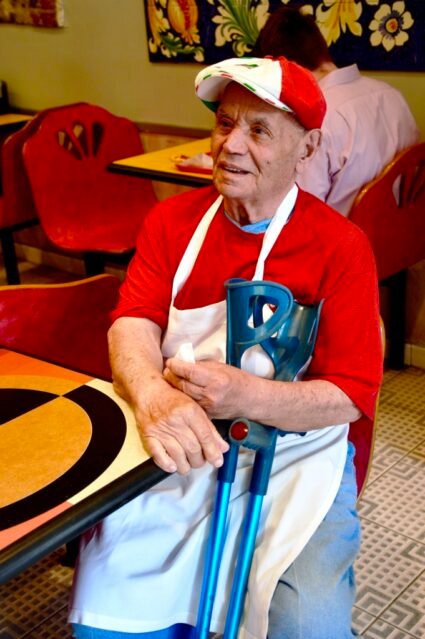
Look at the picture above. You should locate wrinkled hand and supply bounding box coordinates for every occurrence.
[134,380,229,475]
[163,357,250,420]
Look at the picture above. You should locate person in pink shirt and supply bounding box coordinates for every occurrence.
[252,5,419,216]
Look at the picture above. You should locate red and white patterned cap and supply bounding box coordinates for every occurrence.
[195,56,326,130]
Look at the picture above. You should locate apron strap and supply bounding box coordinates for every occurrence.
[253,185,298,280]
[171,195,223,301]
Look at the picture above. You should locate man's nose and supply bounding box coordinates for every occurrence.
[223,127,247,154]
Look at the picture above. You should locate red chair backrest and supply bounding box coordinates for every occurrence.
[22,103,157,252]
[0,103,87,229]
[0,274,120,380]
[349,143,425,280]
[349,318,385,498]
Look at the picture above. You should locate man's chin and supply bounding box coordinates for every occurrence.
[214,174,251,199]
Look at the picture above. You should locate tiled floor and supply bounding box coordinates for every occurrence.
[1,261,424,638]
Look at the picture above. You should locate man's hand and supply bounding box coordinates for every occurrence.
[163,357,250,420]
[134,380,229,475]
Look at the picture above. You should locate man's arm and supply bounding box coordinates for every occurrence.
[163,358,361,431]
[108,317,229,475]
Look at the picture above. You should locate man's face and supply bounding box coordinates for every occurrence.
[211,82,313,218]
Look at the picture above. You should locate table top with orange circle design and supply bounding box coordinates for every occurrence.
[0,348,167,584]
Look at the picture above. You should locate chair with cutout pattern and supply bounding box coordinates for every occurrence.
[0,103,87,284]
[22,103,158,276]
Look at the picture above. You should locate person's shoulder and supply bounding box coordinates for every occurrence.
[297,189,372,247]
[358,73,406,97]
[296,190,377,276]
[323,66,408,109]
[347,70,413,108]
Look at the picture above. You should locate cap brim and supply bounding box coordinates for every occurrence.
[196,69,293,115]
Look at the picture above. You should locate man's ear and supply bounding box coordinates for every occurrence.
[296,129,322,173]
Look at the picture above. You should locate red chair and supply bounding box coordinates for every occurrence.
[349,143,425,369]
[0,273,121,563]
[0,274,120,380]
[1,115,40,284]
[0,104,87,284]
[348,318,385,499]
[22,103,158,276]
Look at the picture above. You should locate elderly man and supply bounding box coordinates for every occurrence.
[69,57,382,639]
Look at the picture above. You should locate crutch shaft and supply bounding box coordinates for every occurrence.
[195,444,239,639]
[223,492,264,639]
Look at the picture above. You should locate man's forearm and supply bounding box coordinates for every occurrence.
[242,376,361,431]
[108,316,168,407]
[164,358,362,431]
[108,317,229,474]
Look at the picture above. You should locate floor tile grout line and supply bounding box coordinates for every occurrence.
[364,462,424,489]
[19,603,69,638]
[358,514,425,547]
[361,607,421,638]
[362,444,425,488]
[357,566,425,636]
[380,395,425,403]
[367,617,420,639]
[378,404,425,419]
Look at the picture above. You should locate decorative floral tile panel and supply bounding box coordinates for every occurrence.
[144,0,424,70]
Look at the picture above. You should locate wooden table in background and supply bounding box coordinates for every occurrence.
[0,113,32,130]
[109,137,213,187]
[0,349,167,584]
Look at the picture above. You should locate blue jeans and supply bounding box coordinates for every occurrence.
[268,441,361,639]
[73,444,360,639]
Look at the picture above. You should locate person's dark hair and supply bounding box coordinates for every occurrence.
[251,5,333,70]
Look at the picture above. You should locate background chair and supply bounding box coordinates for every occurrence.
[0,104,87,284]
[22,103,158,276]
[349,142,425,369]
[0,274,120,380]
[0,113,41,285]
[0,273,121,564]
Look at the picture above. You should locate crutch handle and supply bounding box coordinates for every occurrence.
[229,418,275,451]
[229,417,306,449]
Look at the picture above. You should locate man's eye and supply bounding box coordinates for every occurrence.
[218,119,232,129]
[252,126,268,137]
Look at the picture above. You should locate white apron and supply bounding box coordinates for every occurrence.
[70,189,349,639]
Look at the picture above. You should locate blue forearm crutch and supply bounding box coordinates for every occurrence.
[194,278,323,639]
